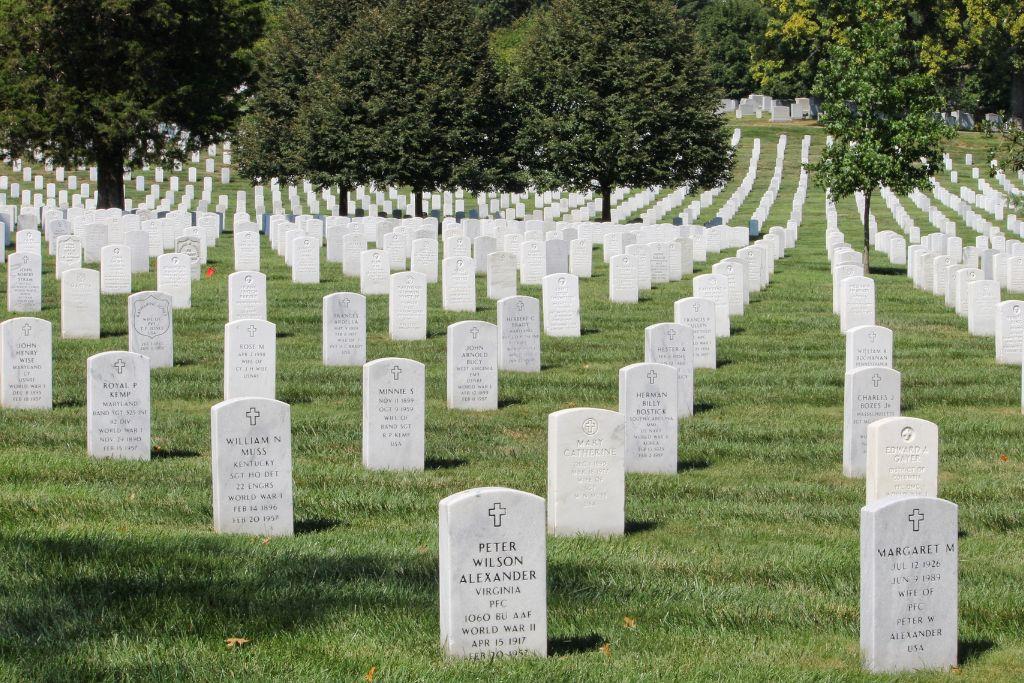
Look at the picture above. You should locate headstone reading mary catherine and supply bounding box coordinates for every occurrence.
[439,487,546,659]
[362,357,425,471]
[211,397,293,536]
[860,496,957,673]
[547,407,625,536]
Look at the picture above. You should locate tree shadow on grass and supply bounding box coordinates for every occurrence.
[678,458,711,472]
[498,397,523,409]
[581,327,600,336]
[425,457,466,470]
[294,518,342,534]
[959,639,996,665]
[871,266,905,277]
[549,634,604,655]
[625,520,658,534]
[715,359,733,369]
[693,401,714,415]
[151,448,200,460]
[1,532,437,664]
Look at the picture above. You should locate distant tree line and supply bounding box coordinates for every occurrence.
[234,0,733,221]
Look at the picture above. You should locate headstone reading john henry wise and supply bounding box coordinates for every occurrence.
[860,496,957,673]
[439,487,546,659]
[211,397,294,536]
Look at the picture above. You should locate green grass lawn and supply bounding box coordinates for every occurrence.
[0,120,1022,681]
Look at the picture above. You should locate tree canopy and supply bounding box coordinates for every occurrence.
[809,0,953,272]
[0,0,263,209]
[513,0,733,221]
[300,0,521,216]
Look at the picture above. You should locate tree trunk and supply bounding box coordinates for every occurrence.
[601,183,612,223]
[415,188,425,218]
[1011,67,1024,124]
[862,190,872,275]
[96,149,125,210]
[339,186,349,216]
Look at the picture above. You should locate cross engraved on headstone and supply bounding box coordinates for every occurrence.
[516,300,524,312]
[113,359,126,374]
[341,297,350,309]
[246,407,260,426]
[868,332,877,343]
[488,502,507,527]
[21,323,32,337]
[908,508,925,532]
[666,328,677,341]
[391,365,402,381]
[470,326,479,340]
[871,373,881,388]
[647,370,658,384]
[247,324,257,338]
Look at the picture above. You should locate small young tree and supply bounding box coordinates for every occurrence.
[0,0,263,209]
[514,0,732,223]
[301,0,522,217]
[809,0,953,273]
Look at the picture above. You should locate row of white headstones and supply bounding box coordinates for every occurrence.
[826,189,960,673]
[1,134,959,671]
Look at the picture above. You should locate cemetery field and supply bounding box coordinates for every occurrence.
[2,120,1024,681]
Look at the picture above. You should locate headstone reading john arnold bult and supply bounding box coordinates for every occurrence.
[211,397,294,536]
[861,496,957,673]
[128,291,174,369]
[447,321,498,411]
[547,407,625,537]
[362,357,424,471]
[87,351,151,460]
[0,317,52,410]
[439,487,546,659]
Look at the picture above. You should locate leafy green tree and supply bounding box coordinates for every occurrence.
[753,0,971,106]
[809,0,953,273]
[695,0,768,100]
[301,0,521,217]
[0,0,263,209]
[235,0,372,215]
[514,0,733,222]
[964,0,1024,120]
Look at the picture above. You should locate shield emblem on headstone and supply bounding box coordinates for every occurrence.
[132,293,171,339]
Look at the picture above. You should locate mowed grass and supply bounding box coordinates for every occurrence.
[0,121,1023,681]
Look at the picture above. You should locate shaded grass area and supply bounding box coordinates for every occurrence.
[0,122,1022,680]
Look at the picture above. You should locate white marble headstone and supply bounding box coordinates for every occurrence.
[0,317,52,409]
[447,321,498,410]
[128,291,173,368]
[87,351,150,460]
[439,487,546,659]
[547,407,624,536]
[224,319,276,400]
[362,357,425,471]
